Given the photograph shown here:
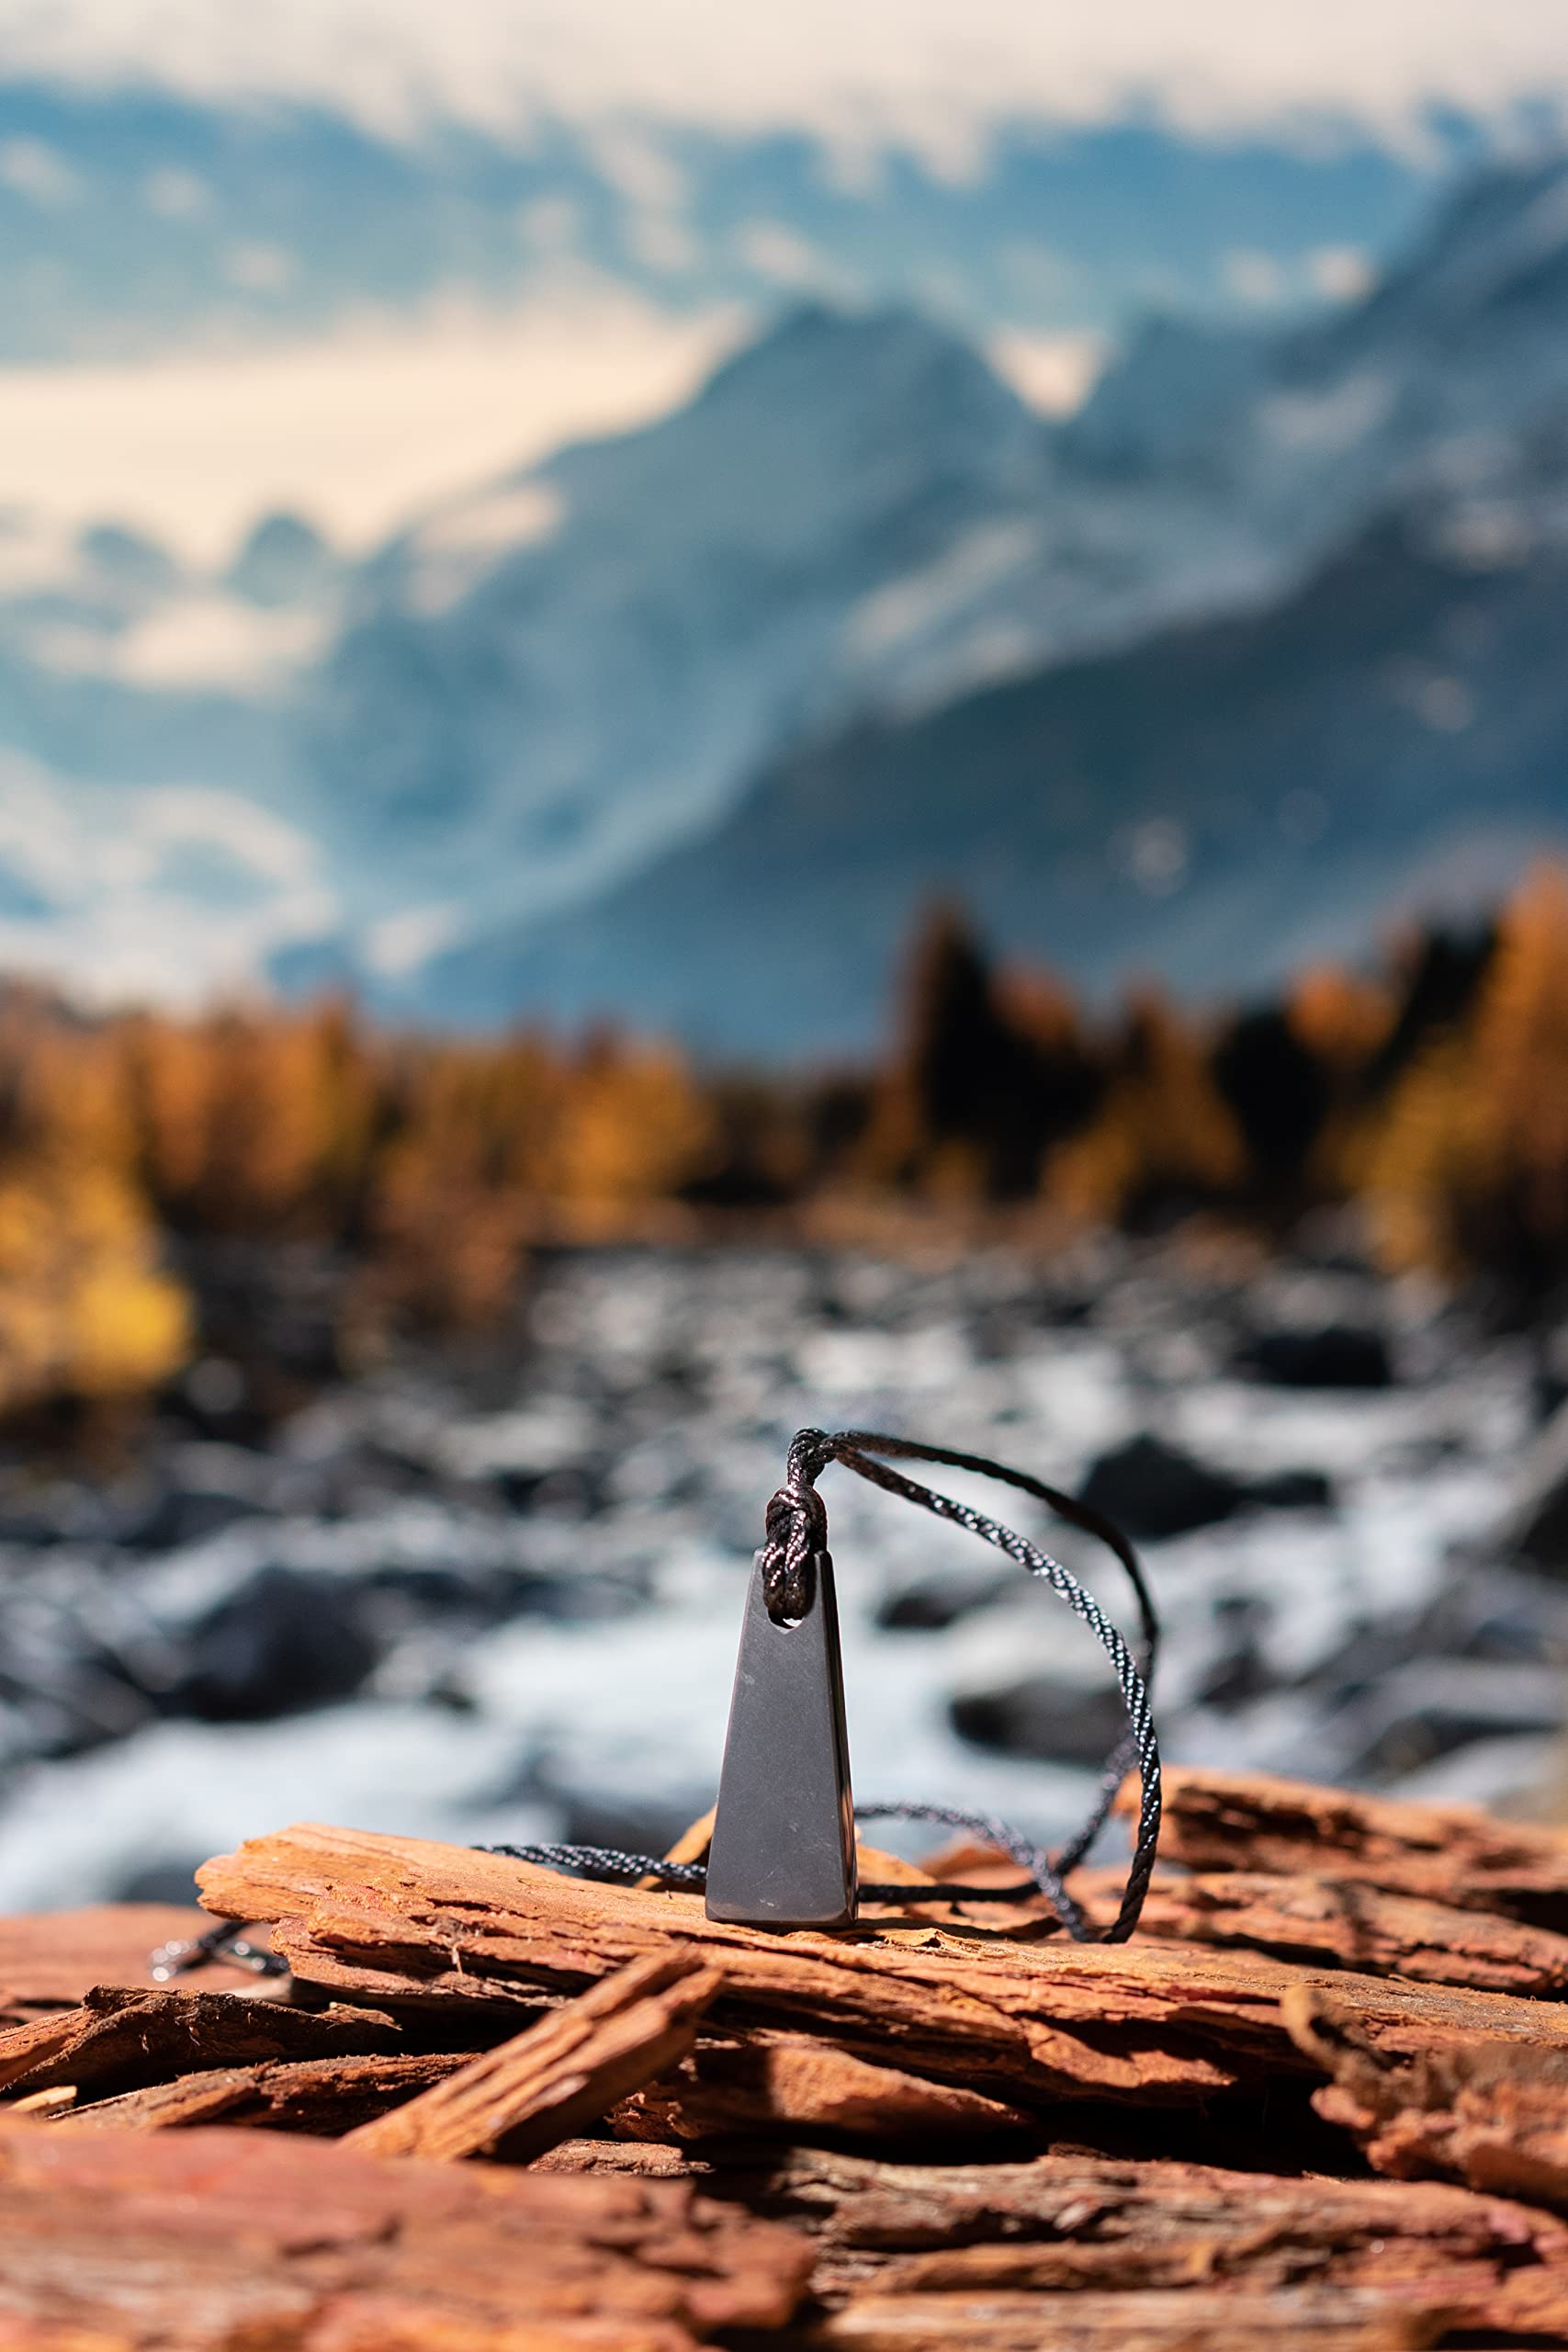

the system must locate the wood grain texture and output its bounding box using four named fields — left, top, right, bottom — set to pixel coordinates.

left=344, top=1952, right=721, bottom=2163
left=609, top=2031, right=1031, bottom=2144
left=0, top=2115, right=814, bottom=2347
left=195, top=1820, right=1568, bottom=2113
left=1066, top=1862, right=1568, bottom=1995
left=0, top=1906, right=262, bottom=2029
left=538, top=2140, right=1568, bottom=2348
left=1135, top=1767, right=1568, bottom=1925
left=0, top=1984, right=403, bottom=2104
left=1290, top=1984, right=1568, bottom=2213
left=63, top=2052, right=464, bottom=2136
